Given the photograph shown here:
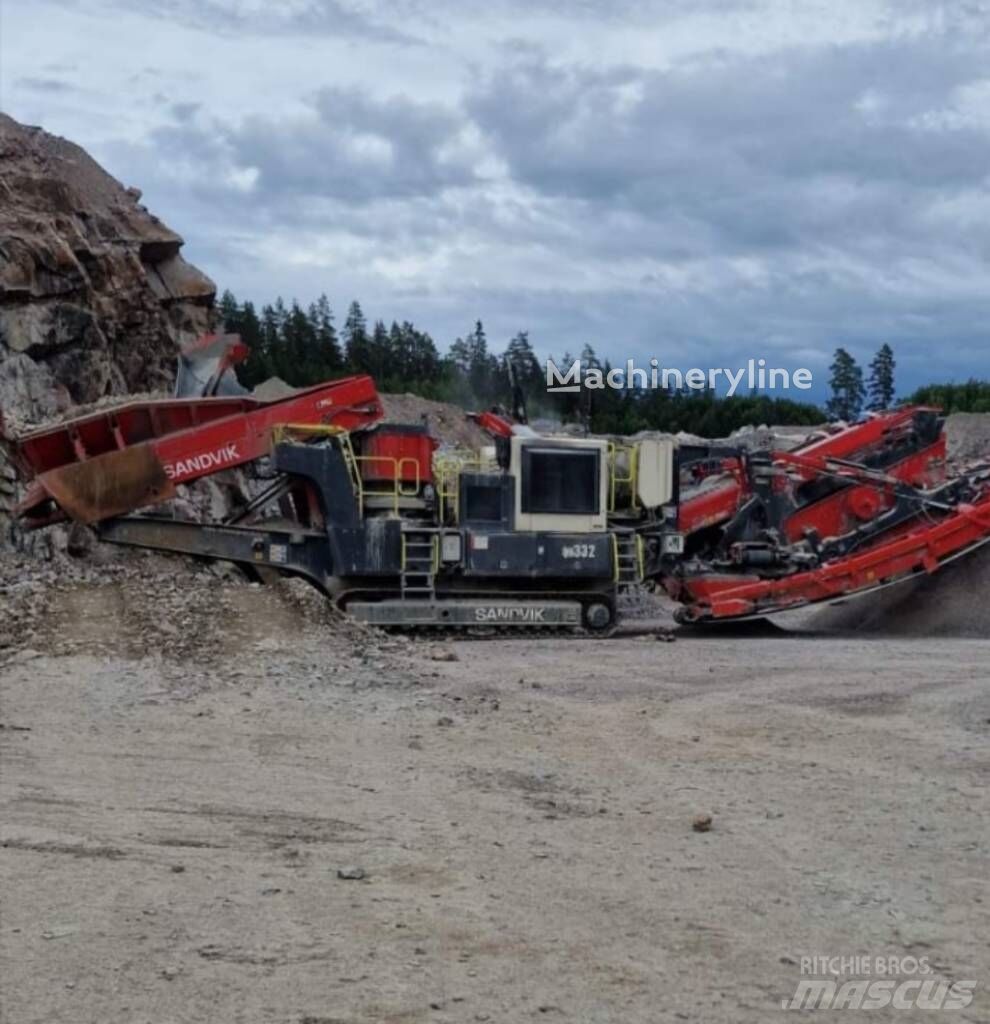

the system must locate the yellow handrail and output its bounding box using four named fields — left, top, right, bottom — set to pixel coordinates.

left=271, top=425, right=422, bottom=518
left=338, top=433, right=364, bottom=517
left=271, top=422, right=347, bottom=443
left=353, top=455, right=422, bottom=515
left=607, top=441, right=640, bottom=513
left=397, top=458, right=422, bottom=498
left=434, top=453, right=484, bottom=524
